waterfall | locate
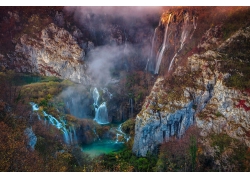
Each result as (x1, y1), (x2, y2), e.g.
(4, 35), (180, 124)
(93, 87), (99, 107)
(190, 16), (197, 39)
(115, 123), (130, 143)
(145, 25), (158, 71)
(30, 102), (78, 145)
(30, 102), (39, 111)
(69, 126), (78, 144)
(145, 58), (150, 72)
(168, 12), (190, 72)
(93, 127), (100, 140)
(129, 98), (133, 118)
(154, 14), (172, 74)
(101, 87), (113, 99)
(72, 126), (78, 143)
(93, 88), (110, 124)
(168, 53), (178, 72)
(94, 102), (109, 124)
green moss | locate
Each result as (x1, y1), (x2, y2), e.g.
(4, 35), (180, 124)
(215, 111), (223, 117)
(121, 118), (135, 135)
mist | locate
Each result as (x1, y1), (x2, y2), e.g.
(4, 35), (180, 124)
(86, 43), (136, 86)
(63, 6), (162, 87)
(58, 85), (93, 119)
(64, 6), (163, 22)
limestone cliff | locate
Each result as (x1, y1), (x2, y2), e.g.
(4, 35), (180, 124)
(0, 11), (92, 84)
(13, 22), (89, 84)
(133, 23), (250, 156)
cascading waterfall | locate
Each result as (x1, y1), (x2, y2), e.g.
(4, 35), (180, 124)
(69, 126), (78, 144)
(115, 123), (130, 143)
(30, 102), (39, 111)
(168, 12), (190, 72)
(30, 102), (77, 145)
(154, 14), (172, 74)
(93, 127), (100, 140)
(101, 87), (113, 99)
(93, 87), (109, 124)
(94, 102), (109, 124)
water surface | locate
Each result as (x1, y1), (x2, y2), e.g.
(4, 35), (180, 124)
(81, 140), (124, 158)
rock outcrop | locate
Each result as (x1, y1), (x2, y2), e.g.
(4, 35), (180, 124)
(133, 24), (250, 156)
(12, 22), (89, 84)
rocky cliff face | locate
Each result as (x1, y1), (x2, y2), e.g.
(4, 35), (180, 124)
(11, 22), (89, 84)
(147, 9), (197, 74)
(133, 21), (250, 156)
(133, 78), (196, 156)
(0, 10), (94, 84)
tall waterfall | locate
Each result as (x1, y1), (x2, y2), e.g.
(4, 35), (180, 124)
(93, 88), (109, 124)
(190, 16), (197, 39)
(154, 14), (172, 74)
(168, 12), (190, 72)
(30, 102), (78, 145)
(145, 24), (158, 71)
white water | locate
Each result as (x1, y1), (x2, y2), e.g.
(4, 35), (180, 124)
(30, 102), (77, 145)
(190, 16), (197, 39)
(154, 14), (172, 74)
(93, 87), (110, 124)
(94, 102), (109, 124)
(93, 127), (100, 140)
(93, 87), (99, 107)
(168, 53), (178, 72)
(101, 87), (113, 99)
(30, 102), (39, 111)
(145, 26), (158, 71)
(168, 12), (190, 72)
(116, 123), (130, 143)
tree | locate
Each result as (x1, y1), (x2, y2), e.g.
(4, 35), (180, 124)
(189, 135), (198, 172)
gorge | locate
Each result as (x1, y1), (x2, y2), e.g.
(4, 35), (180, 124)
(0, 6), (250, 172)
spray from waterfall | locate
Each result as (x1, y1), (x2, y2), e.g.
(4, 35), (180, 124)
(154, 14), (172, 74)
